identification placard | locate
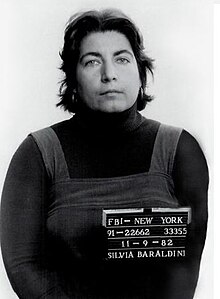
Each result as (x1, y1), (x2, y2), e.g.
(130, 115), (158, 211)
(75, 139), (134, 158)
(102, 207), (191, 260)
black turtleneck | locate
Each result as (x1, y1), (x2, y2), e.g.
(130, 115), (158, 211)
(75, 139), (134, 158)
(51, 102), (160, 178)
(1, 101), (209, 299)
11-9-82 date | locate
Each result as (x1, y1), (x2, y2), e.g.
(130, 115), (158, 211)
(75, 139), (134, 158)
(107, 227), (187, 237)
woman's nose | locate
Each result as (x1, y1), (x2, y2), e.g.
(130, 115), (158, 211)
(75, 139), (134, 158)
(101, 62), (117, 83)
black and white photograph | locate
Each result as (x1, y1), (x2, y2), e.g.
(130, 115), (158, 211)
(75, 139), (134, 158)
(0, 0), (215, 298)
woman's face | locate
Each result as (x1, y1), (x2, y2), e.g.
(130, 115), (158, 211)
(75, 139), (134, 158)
(76, 31), (141, 113)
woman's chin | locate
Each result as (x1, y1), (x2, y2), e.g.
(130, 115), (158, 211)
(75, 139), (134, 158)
(91, 101), (133, 114)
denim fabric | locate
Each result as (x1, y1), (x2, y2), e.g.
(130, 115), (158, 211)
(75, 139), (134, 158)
(31, 123), (183, 298)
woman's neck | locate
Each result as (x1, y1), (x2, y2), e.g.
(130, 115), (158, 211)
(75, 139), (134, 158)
(74, 101), (144, 134)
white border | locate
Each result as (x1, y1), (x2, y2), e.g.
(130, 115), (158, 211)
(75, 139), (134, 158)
(214, 3), (220, 299)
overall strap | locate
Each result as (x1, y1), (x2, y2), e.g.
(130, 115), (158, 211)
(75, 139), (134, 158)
(149, 124), (183, 175)
(30, 127), (69, 182)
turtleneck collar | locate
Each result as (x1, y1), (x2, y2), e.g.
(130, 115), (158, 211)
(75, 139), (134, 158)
(73, 101), (144, 135)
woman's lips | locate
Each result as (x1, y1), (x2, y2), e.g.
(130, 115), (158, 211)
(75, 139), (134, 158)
(100, 89), (123, 95)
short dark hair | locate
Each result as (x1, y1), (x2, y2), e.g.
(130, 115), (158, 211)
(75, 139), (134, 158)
(58, 9), (154, 113)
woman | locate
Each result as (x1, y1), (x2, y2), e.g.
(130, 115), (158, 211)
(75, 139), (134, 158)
(1, 9), (208, 299)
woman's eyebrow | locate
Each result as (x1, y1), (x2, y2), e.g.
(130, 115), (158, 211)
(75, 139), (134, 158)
(114, 49), (134, 57)
(79, 52), (101, 62)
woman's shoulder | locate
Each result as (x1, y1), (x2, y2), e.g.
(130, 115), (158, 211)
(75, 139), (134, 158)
(173, 128), (209, 187)
(10, 118), (74, 169)
(141, 118), (183, 135)
(28, 117), (73, 135)
(175, 129), (207, 163)
(27, 117), (75, 144)
(141, 119), (183, 146)
(145, 120), (208, 173)
(146, 120), (203, 148)
(154, 122), (207, 167)
(50, 117), (74, 131)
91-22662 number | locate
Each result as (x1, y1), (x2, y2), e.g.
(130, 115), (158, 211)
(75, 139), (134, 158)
(107, 228), (150, 237)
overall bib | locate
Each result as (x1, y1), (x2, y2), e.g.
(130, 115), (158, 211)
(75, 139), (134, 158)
(31, 123), (183, 298)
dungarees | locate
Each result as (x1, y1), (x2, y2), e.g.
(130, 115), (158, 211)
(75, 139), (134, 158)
(31, 123), (183, 298)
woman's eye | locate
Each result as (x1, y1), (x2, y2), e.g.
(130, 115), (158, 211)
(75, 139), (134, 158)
(85, 60), (101, 66)
(116, 58), (130, 64)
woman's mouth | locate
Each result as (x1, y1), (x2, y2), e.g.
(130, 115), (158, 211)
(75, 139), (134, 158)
(100, 89), (123, 95)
